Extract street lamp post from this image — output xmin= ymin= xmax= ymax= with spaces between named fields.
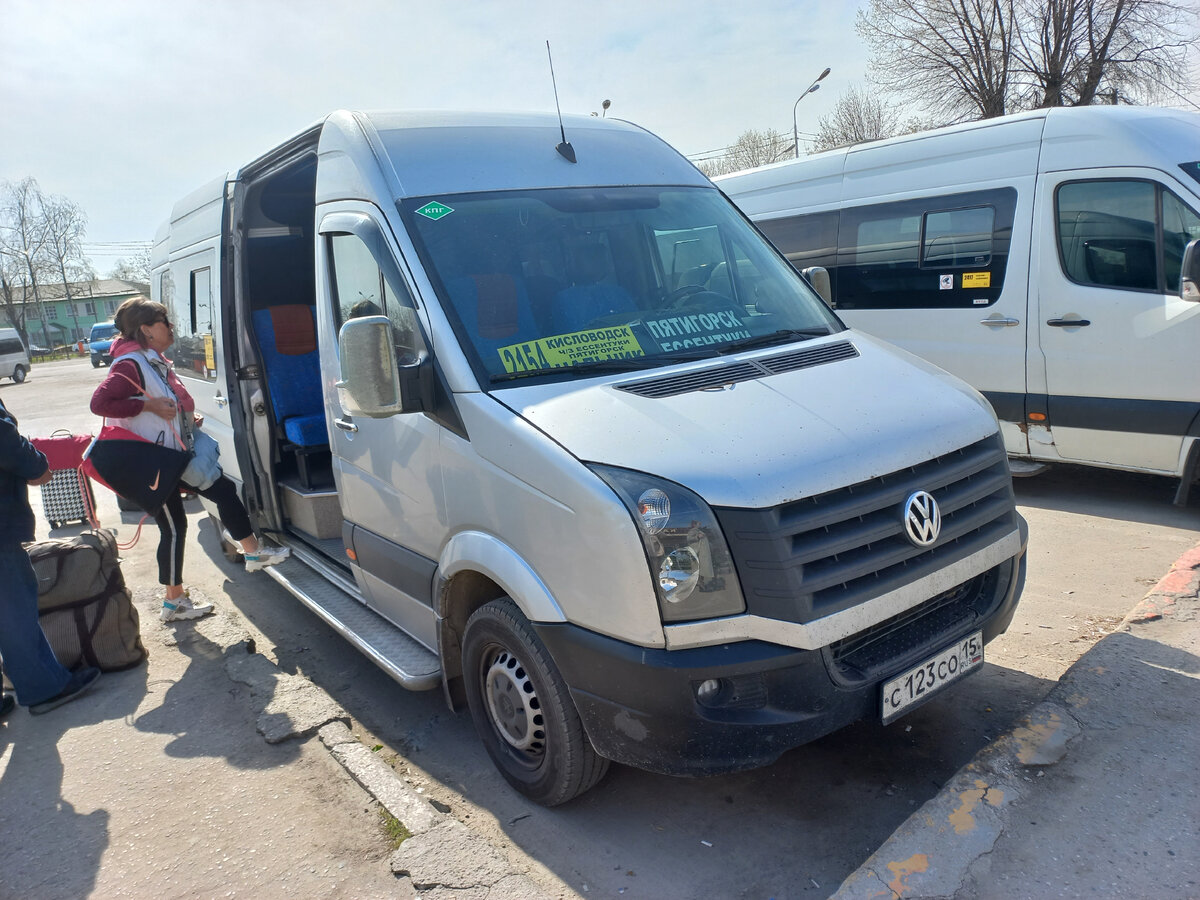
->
xmin=793 ymin=67 xmax=831 ymax=158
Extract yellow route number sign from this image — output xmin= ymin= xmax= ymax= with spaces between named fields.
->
xmin=497 ymin=325 xmax=645 ymax=375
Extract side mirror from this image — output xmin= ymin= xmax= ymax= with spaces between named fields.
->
xmin=336 ymin=315 xmax=425 ymax=418
xmin=801 ymin=265 xmax=834 ymax=307
xmin=1181 ymin=239 xmax=1200 ymax=303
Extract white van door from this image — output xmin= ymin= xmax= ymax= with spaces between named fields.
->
xmin=1032 ymin=171 xmax=1200 ymax=474
xmin=316 ymin=207 xmax=442 ymax=649
xmin=160 ymin=248 xmax=241 ymax=478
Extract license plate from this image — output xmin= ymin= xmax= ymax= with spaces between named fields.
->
xmin=881 ymin=631 xmax=983 ymax=724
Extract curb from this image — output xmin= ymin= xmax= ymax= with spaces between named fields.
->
xmin=207 ymin=622 xmax=562 ymax=898
xmin=830 ymin=539 xmax=1200 ymax=900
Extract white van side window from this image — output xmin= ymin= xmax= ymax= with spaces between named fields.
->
xmin=327 ymin=231 xmax=423 ymax=365
xmin=1162 ymin=191 xmax=1200 ymax=291
xmin=1056 ymin=180 xmax=1199 ymax=294
xmin=921 ymin=207 xmax=994 ymax=268
xmin=834 ymin=189 xmax=1016 ymax=310
xmin=164 ymin=266 xmax=215 ymax=382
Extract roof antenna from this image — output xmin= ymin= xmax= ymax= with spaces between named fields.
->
xmin=546 ymin=41 xmax=577 ymax=163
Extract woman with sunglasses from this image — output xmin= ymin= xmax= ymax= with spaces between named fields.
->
xmin=91 ymin=297 xmax=288 ymax=622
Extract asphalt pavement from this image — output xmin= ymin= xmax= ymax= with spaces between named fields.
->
xmin=833 ymin=542 xmax=1200 ymax=900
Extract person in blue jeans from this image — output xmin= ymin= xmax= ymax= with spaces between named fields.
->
xmin=0 ymin=395 xmax=100 ymax=716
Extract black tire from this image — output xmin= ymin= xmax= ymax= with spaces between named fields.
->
xmin=91 ymin=358 xmax=100 ymax=368
xmin=462 ymin=598 xmax=609 ymax=806
xmin=12 ymin=365 xmax=26 ymax=384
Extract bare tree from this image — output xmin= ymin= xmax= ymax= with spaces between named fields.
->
xmin=812 ymin=86 xmax=904 ymax=151
xmin=859 ymin=0 xmax=1016 ymax=121
xmin=42 ymin=194 xmax=90 ymax=342
xmin=0 ymin=178 xmax=55 ymax=347
xmin=697 ymin=128 xmax=792 ymax=177
xmin=859 ymin=0 xmax=1196 ymax=119
xmin=110 ymin=248 xmax=152 ymax=283
xmin=0 ymin=259 xmax=25 ymax=347
xmin=1014 ymin=0 xmax=1194 ymax=108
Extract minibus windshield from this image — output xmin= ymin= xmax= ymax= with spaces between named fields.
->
xmin=401 ymin=186 xmax=842 ymax=384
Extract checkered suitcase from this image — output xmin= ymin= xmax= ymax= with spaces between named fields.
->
xmin=32 ymin=431 xmax=98 ymax=529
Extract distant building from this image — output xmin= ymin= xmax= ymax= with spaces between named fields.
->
xmin=0 ymin=279 xmax=150 ymax=345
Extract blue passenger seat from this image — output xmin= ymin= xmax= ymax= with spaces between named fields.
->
xmin=252 ymin=305 xmax=328 ymax=487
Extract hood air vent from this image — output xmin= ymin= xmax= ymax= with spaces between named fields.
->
xmin=617 ymin=340 xmax=858 ymax=399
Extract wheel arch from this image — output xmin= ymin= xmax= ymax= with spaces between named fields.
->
xmin=435 ymin=531 xmax=566 ymax=709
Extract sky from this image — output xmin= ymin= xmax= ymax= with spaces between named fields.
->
xmin=0 ymin=0 xmax=868 ymax=273
xmin=2 ymin=0 xmax=1197 ymax=277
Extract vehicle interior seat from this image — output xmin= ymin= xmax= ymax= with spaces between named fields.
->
xmin=252 ymin=304 xmax=329 ymax=488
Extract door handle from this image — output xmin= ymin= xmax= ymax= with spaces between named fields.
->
xmin=213 ymin=393 xmax=229 ymax=408
xmin=1046 ymin=318 xmax=1091 ymax=327
xmin=334 ymin=417 xmax=358 ymax=433
xmin=980 ymin=316 xmax=1020 ymax=327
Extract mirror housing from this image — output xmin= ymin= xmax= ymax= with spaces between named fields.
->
xmin=1181 ymin=238 xmax=1200 ymax=303
xmin=336 ymin=315 xmax=426 ymax=418
xmin=802 ymin=265 xmax=834 ymax=307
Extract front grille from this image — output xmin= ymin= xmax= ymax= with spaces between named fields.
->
xmin=714 ymin=434 xmax=1017 ymax=626
xmin=826 ymin=566 xmax=1004 ymax=685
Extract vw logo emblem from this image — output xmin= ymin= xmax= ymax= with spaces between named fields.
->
xmin=903 ymin=491 xmax=941 ymax=548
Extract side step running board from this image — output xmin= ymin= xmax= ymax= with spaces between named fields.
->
xmin=262 ymin=557 xmax=441 ymax=691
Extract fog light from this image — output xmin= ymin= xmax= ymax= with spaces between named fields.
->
xmin=696 ymin=679 xmax=722 ymax=704
xmin=659 ymin=546 xmax=700 ymax=602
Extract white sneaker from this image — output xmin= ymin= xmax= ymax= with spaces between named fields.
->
xmin=244 ymin=544 xmax=290 ymax=572
xmin=160 ymin=589 xmax=215 ymax=623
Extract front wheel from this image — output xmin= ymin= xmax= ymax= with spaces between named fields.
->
xmin=462 ymin=598 xmax=609 ymax=806
xmin=11 ymin=365 xmax=26 ymax=384
xmin=91 ymin=358 xmax=100 ymax=368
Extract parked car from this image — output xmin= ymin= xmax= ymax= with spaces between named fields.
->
xmin=0 ymin=327 xmax=32 ymax=383
xmin=89 ymin=322 xmax=119 ymax=367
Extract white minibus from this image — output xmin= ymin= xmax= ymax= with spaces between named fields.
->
xmin=152 ymin=110 xmax=1027 ymax=804
xmin=718 ymin=106 xmax=1200 ymax=505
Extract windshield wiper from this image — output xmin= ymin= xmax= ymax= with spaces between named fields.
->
xmin=717 ymin=328 xmax=832 ymax=355
xmin=490 ymin=356 xmax=670 ymax=383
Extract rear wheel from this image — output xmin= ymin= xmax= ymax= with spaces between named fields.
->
xmin=12 ymin=365 xmax=26 ymax=384
xmin=462 ymin=598 xmax=609 ymax=806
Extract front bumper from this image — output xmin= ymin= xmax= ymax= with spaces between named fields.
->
xmin=535 ymin=536 xmax=1026 ymax=777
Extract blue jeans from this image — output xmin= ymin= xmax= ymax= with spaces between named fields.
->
xmin=0 ymin=543 xmax=71 ymax=706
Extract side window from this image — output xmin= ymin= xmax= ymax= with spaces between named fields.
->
xmin=168 ymin=265 xmax=216 ymax=382
xmin=922 ymin=206 xmax=994 ymax=267
xmin=327 ymin=231 xmax=423 ymax=365
xmin=1057 ymin=180 xmax=1158 ymax=291
xmin=835 ymin=189 xmax=1016 ymax=309
xmin=1162 ymin=190 xmax=1200 ymax=291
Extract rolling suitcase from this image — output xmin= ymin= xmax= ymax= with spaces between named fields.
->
xmin=31 ymin=431 xmax=98 ymax=529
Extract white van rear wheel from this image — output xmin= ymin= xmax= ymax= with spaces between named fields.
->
xmin=462 ymin=598 xmax=608 ymax=806
xmin=12 ymin=365 xmax=26 ymax=383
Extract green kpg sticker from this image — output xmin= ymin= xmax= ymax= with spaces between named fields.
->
xmin=415 ymin=201 xmax=454 ymax=220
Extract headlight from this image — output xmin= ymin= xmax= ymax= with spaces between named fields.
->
xmin=589 ymin=465 xmax=745 ymax=623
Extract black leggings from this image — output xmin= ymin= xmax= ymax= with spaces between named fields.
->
xmin=154 ymin=475 xmax=253 ymax=586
